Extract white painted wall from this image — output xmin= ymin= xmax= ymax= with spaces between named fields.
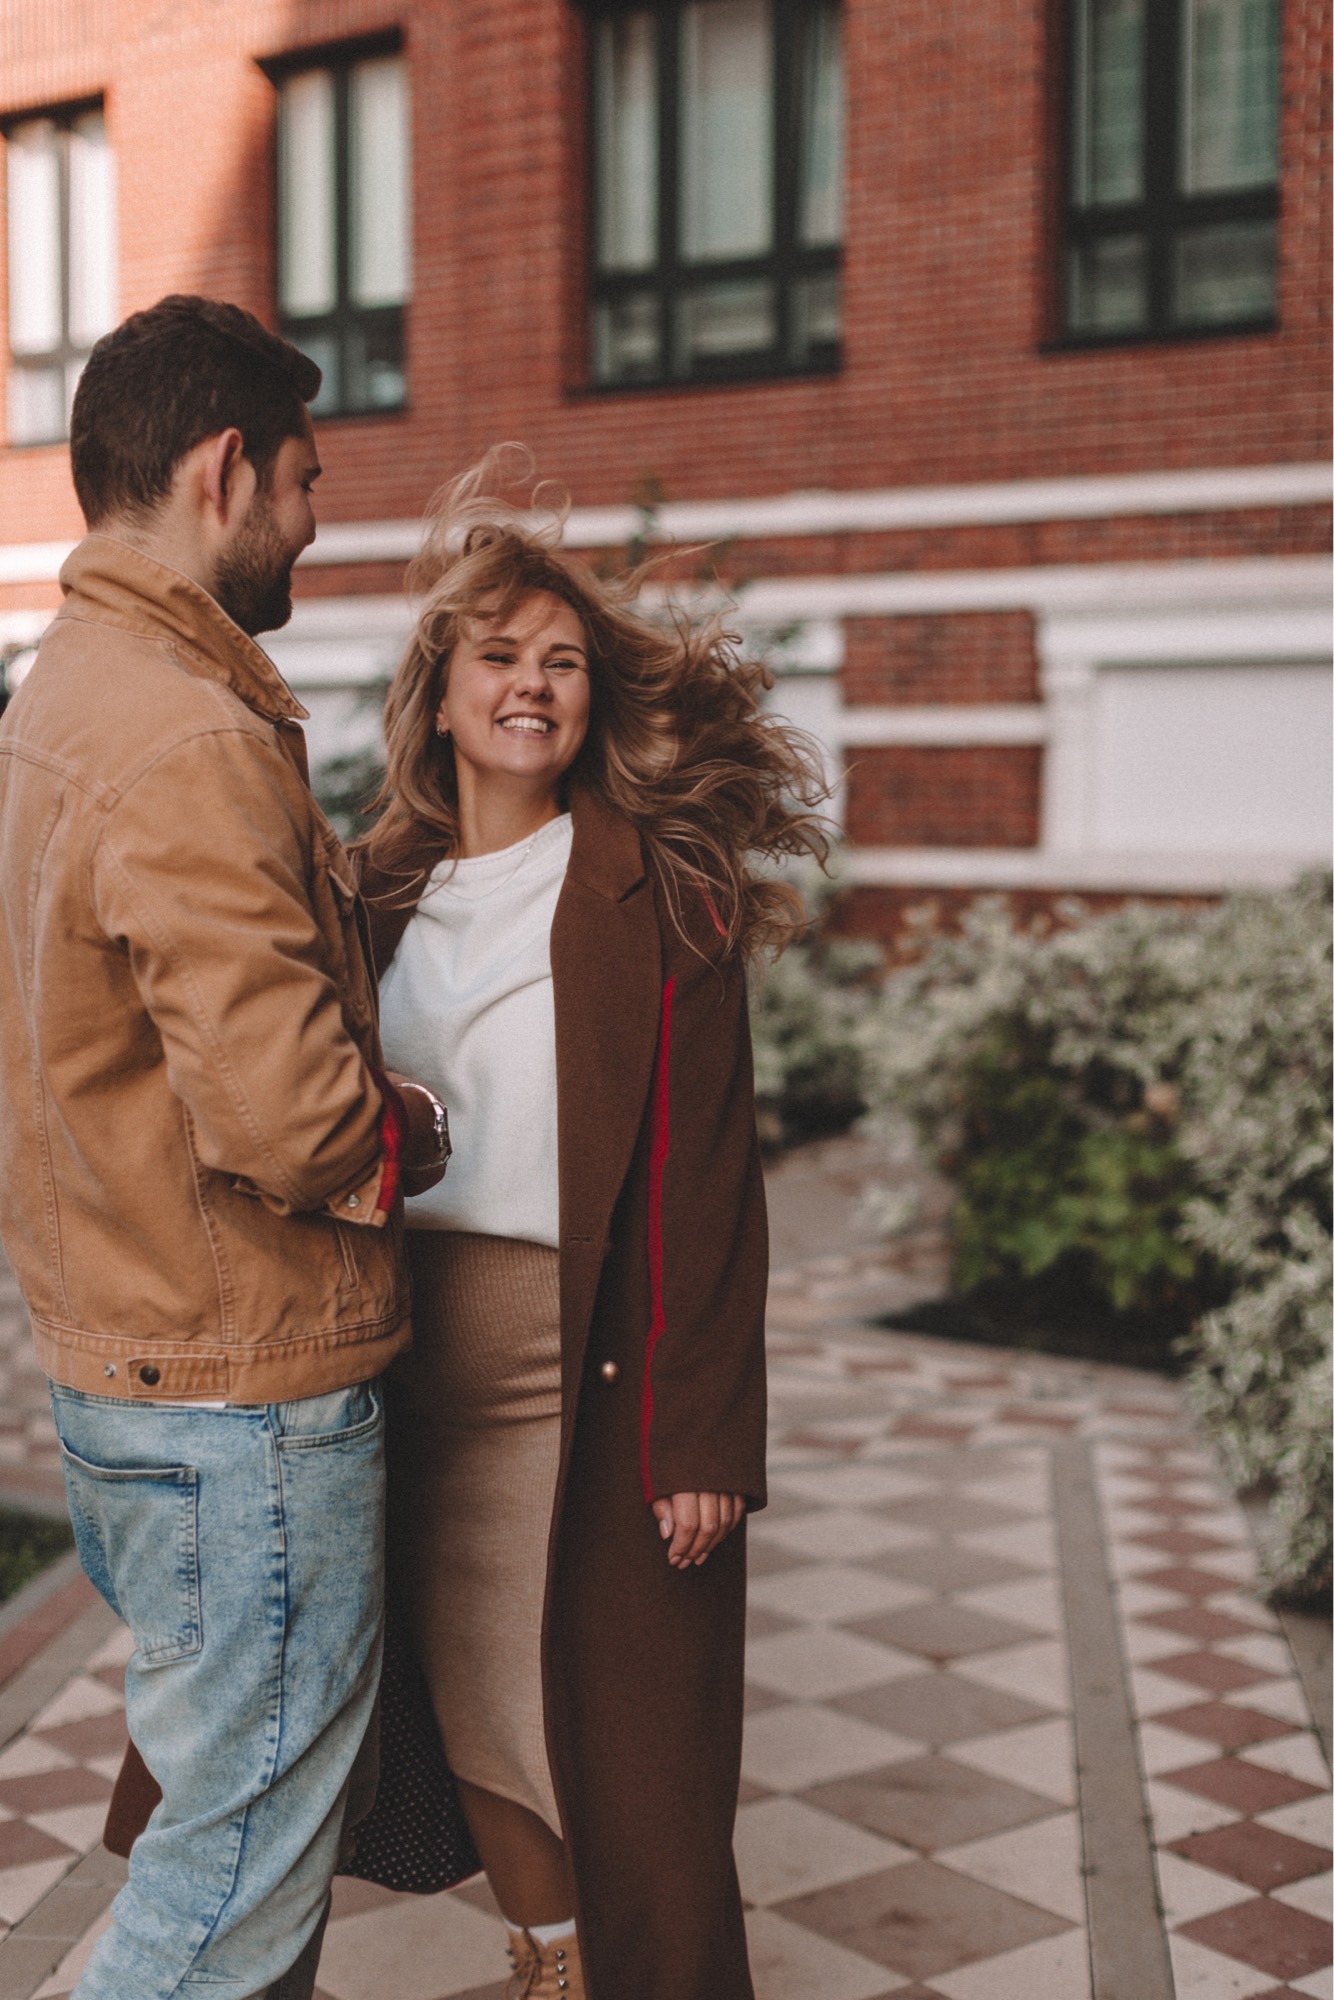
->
xmin=1091 ymin=662 xmax=1333 ymax=856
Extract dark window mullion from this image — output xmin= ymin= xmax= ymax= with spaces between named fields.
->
xmin=1143 ymin=0 xmax=1179 ymax=330
xmin=659 ymin=1 xmax=681 ymax=377
xmin=587 ymin=0 xmax=842 ymax=389
xmin=57 ymin=124 xmax=72 ymax=365
xmin=274 ymin=51 xmax=407 ymax=415
xmin=772 ymin=0 xmax=799 ymax=363
xmin=334 ymin=65 xmax=353 ymax=391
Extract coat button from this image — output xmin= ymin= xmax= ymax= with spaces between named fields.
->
xmin=138 ymin=1364 xmax=160 ymax=1386
xmin=600 ymin=1360 xmax=621 ymax=1385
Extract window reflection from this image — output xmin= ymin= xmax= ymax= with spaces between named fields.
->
xmin=591 ymin=0 xmax=842 ymax=387
xmin=276 ymin=48 xmax=410 ymax=416
xmin=5 ymin=108 xmax=117 ymax=446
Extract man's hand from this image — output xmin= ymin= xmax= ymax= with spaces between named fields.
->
xmin=652 ymin=1492 xmax=745 ymax=1569
xmin=388 ymin=1075 xmax=450 ymax=1196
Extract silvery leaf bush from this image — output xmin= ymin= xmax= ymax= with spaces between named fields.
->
xmin=749 ymin=930 xmax=883 ymax=1149
xmin=858 ymin=877 xmax=1332 ymax=1598
xmin=1168 ymin=878 xmax=1332 ymax=1595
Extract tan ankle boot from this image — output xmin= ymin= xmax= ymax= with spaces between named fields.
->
xmin=504 ymin=1925 xmax=585 ymax=2000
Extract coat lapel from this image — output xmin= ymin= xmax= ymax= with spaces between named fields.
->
xmin=551 ymin=790 xmax=661 ymax=1400
xmin=359 ymin=793 xmax=661 ymax=1400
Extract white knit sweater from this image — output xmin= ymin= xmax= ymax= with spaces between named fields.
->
xmin=377 ymin=814 xmax=572 ymax=1247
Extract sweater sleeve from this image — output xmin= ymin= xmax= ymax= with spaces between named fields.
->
xmin=638 ymin=920 xmax=769 ymax=1511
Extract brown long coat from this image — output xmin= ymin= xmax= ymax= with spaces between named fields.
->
xmin=107 ymin=789 xmax=769 ymax=1998
xmin=367 ymin=788 xmax=767 ymax=1999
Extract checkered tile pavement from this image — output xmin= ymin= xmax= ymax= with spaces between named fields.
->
xmin=1101 ymin=1437 xmax=1334 ymax=1998
xmin=0 ymin=1622 xmax=130 ymax=1990
xmin=0 ymin=1286 xmax=1328 ymax=1997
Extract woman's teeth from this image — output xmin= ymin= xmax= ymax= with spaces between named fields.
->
xmin=500 ymin=716 xmax=553 ymax=734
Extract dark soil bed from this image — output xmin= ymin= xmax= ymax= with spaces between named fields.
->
xmin=878 ymin=1278 xmax=1190 ymax=1375
xmin=0 ymin=1507 xmax=73 ymax=1604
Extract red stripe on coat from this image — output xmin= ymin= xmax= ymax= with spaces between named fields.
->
xmin=370 ymin=1067 xmax=406 ymax=1216
xmin=639 ymin=975 xmax=676 ymax=1504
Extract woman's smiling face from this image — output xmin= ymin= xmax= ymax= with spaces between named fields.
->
xmin=437 ymin=591 xmax=591 ymax=806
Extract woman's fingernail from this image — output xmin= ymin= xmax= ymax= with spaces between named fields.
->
xmin=660 ymin=1516 xmax=672 ymax=1539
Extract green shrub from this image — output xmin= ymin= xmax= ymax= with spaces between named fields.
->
xmin=860 ymin=877 xmax=1332 ymax=1598
xmin=749 ymin=927 xmax=882 ymax=1149
xmin=946 ymin=1021 xmax=1199 ymax=1315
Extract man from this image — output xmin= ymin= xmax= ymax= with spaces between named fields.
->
xmin=0 ymin=296 xmax=448 ymax=1999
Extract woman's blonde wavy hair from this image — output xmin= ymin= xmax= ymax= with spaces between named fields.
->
xmin=358 ymin=448 xmax=830 ymax=960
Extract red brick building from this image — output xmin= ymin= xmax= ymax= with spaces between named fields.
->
xmin=0 ymin=0 xmax=1329 ymax=937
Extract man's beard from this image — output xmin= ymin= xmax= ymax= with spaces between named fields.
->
xmin=213 ymin=495 xmax=297 ymax=637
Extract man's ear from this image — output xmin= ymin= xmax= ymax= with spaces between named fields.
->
xmin=198 ymin=428 xmax=252 ymax=527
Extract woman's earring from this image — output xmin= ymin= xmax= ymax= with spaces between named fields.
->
xmin=435 ymin=722 xmax=449 ymax=737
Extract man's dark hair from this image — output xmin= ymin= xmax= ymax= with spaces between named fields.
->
xmin=69 ymin=296 xmax=322 ymax=526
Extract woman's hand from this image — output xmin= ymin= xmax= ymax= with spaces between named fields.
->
xmin=652 ymin=1492 xmax=745 ymax=1569
xmin=387 ymin=1073 xmax=451 ymax=1195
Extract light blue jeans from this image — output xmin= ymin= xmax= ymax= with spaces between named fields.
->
xmin=50 ymin=1381 xmax=386 ymax=2000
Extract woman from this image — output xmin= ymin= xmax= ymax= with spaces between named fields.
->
xmin=359 ymin=452 xmax=825 ymax=2000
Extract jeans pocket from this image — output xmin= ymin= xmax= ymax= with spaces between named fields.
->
xmin=57 ymin=1444 xmax=203 ymax=1665
xmin=273 ymin=1380 xmax=383 ymax=1449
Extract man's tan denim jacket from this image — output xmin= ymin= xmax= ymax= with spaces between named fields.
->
xmin=0 ymin=536 xmax=409 ymax=1402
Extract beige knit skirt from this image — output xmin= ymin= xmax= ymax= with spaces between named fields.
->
xmin=390 ymin=1230 xmax=563 ymax=1835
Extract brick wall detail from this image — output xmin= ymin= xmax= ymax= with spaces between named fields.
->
xmin=0 ymin=0 xmax=1327 ymax=542
xmin=843 ymin=611 xmax=1040 ymax=706
xmin=845 ymin=745 xmax=1044 ymax=848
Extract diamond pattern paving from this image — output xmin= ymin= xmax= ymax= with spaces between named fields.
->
xmin=804 ymin=1755 xmax=1061 ymax=1852
xmin=1178 ymin=1897 xmax=1334 ymax=1982
xmin=832 ymin=1670 xmax=1053 ymax=1746
xmin=845 ymin=1601 xmax=1042 ymax=1663
xmin=1171 ymin=1823 xmax=1334 ymax=1893
xmin=776 ymin=1858 xmax=1070 ymax=1979
xmin=0 ymin=1223 xmax=1325 ymax=2000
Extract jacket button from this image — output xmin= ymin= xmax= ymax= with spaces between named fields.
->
xmin=138 ymin=1364 xmax=160 ymax=1386
xmin=600 ymin=1360 xmax=621 ymax=1385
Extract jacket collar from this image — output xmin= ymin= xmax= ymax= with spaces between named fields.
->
xmin=565 ymin=783 xmax=647 ymax=903
xmin=57 ymin=533 xmax=308 ymax=726
xmin=359 ymin=783 xmax=648 ymax=976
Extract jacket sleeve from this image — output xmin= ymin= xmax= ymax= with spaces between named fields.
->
xmin=90 ymin=725 xmax=393 ymax=1220
xmin=640 ymin=919 xmax=769 ymax=1511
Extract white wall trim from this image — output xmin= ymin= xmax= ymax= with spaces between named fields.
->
xmin=727 ymin=556 xmax=1332 ymax=622
xmin=554 ymin=461 xmax=1334 ymax=549
xmin=845 ymin=846 xmax=1328 ymax=893
xmin=1 ymin=462 xmax=1326 ymax=582
xmin=0 ymin=609 xmax=55 ymax=648
xmin=300 ymin=459 xmax=1333 ymax=561
xmin=838 ymin=704 xmax=1048 ymax=746
xmin=0 ymin=543 xmax=76 ymax=586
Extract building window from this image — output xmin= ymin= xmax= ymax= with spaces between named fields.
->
xmin=274 ymin=45 xmax=411 ymax=415
xmin=590 ymin=0 xmax=843 ymax=389
xmin=4 ymin=105 xmax=116 ymax=446
xmin=1064 ymin=0 xmax=1280 ymax=341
